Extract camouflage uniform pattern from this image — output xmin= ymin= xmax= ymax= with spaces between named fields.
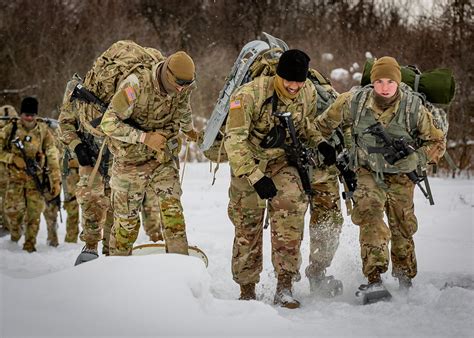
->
xmin=305 ymin=165 xmax=343 ymax=278
xmin=101 ymin=61 xmax=195 ymax=256
xmin=0 ymin=106 xmax=18 ymax=233
xmin=224 ymin=76 xmax=323 ymax=285
xmin=141 ymin=189 xmax=163 ymax=242
xmin=63 ymin=159 xmax=80 ymax=243
xmin=0 ymin=119 xmax=60 ymax=250
xmin=59 ymin=95 xmax=113 ymax=253
xmin=316 ymin=88 xmax=446 ymax=280
xmin=42 ymin=126 xmax=62 ymax=246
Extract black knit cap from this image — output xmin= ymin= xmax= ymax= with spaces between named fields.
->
xmin=20 ymin=96 xmax=38 ymax=115
xmin=276 ymin=49 xmax=310 ymax=82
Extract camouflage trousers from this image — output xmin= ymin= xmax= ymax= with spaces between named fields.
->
xmin=351 ymin=168 xmax=418 ymax=279
xmin=63 ymin=167 xmax=80 ymax=243
xmin=142 ymin=189 xmax=163 ymax=242
xmin=305 ymin=165 xmax=343 ymax=279
xmin=109 ymin=160 xmax=188 ymax=256
xmin=43 ymin=201 xmax=59 ymax=246
xmin=4 ymin=178 xmax=45 ymax=247
xmin=228 ymin=165 xmax=307 ymax=285
xmin=76 ymin=166 xmax=113 ymax=253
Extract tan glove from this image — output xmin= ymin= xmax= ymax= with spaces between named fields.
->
xmin=50 ymin=180 xmax=61 ymax=198
xmin=12 ymin=155 xmax=26 ymax=169
xmin=141 ymin=131 xmax=167 ymax=152
xmin=68 ymin=158 xmax=79 ymax=168
xmin=184 ymin=129 xmax=202 ymax=143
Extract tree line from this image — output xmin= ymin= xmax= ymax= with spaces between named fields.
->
xmin=1 ymin=0 xmax=472 ymax=171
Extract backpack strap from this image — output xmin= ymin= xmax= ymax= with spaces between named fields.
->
xmin=350 ymin=86 xmax=371 ymax=126
xmin=6 ymin=119 xmax=18 ymax=151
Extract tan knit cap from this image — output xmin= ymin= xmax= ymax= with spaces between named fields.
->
xmin=370 ymin=56 xmax=401 ymax=84
xmin=167 ymin=51 xmax=195 ymax=81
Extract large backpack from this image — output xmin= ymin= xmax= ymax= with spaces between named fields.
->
xmin=71 ymin=40 xmax=166 ymax=137
xmin=203 ymin=46 xmax=338 ymax=163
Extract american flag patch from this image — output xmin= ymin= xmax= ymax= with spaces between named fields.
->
xmin=230 ymin=100 xmax=241 ymax=109
xmin=124 ymin=86 xmax=136 ymax=103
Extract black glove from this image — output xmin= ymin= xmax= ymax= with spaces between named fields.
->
xmin=253 ymin=176 xmax=278 ymax=200
xmin=74 ymin=143 xmax=94 ymax=167
xmin=317 ymin=141 xmax=337 ymax=166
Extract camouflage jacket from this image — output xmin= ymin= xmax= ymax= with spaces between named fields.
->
xmin=0 ymin=118 xmax=60 ymax=183
xmin=100 ymin=62 xmax=195 ymax=165
xmin=316 ymin=88 xmax=446 ymax=172
xmin=224 ymin=76 xmax=324 ymax=185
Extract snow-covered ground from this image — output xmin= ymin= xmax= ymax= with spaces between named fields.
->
xmin=1 ymin=163 xmax=473 ymax=337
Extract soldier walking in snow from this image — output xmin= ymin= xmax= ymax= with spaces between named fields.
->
xmin=315 ymin=56 xmax=446 ymax=301
xmin=0 ymin=105 xmax=18 ymax=237
xmin=224 ymin=49 xmax=335 ymax=308
xmin=0 ymin=97 xmax=61 ymax=252
xmin=101 ymin=49 xmax=199 ymax=256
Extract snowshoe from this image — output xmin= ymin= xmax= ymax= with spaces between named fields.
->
xmin=355 ymin=281 xmax=392 ymax=305
xmin=309 ymin=275 xmax=343 ymax=298
xmin=74 ymin=247 xmax=99 ymax=266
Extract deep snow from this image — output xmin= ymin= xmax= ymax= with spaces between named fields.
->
xmin=1 ymin=163 xmax=473 ymax=337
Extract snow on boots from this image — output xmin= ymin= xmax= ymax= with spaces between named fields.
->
xmin=274 ymin=272 xmax=300 ymax=309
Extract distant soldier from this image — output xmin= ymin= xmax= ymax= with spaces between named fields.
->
xmin=101 ymin=50 xmax=199 ymax=256
xmin=0 ymin=97 xmax=61 ymax=252
xmin=224 ymin=50 xmax=332 ymax=308
xmin=316 ymin=56 xmax=446 ymax=299
xmin=0 ymin=105 xmax=18 ymax=237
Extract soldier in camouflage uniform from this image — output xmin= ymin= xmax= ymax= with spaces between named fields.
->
xmin=224 ymin=50 xmax=334 ymax=309
xmin=101 ymin=50 xmax=199 ymax=256
xmin=316 ymin=56 xmax=446 ymax=291
xmin=0 ymin=105 xmax=18 ymax=237
xmin=0 ymin=97 xmax=61 ymax=252
xmin=59 ymin=79 xmax=114 ymax=257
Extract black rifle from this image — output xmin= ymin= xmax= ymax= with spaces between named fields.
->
xmin=363 ymin=122 xmax=434 ymax=205
xmin=335 ymin=148 xmax=357 ymax=201
xmin=70 ymin=83 xmax=107 ymax=127
xmin=272 ymin=111 xmax=316 ymax=203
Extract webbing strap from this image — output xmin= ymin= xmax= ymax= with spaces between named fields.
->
xmin=87 ymin=139 xmax=107 ymax=188
xmin=414 ymin=74 xmax=421 ymax=92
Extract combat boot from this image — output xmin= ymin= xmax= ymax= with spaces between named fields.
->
xmin=23 ymin=241 xmax=36 ymax=253
xmin=308 ymin=271 xmax=343 ymax=298
xmin=47 ymin=232 xmax=59 ymax=247
xmin=274 ymin=272 xmax=300 ymax=309
xmin=149 ymin=232 xmax=163 ymax=243
xmin=0 ymin=226 xmax=10 ymax=238
xmin=398 ymin=275 xmax=413 ymax=291
xmin=239 ymin=283 xmax=256 ymax=300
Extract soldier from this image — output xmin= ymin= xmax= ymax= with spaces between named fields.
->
xmin=0 ymin=105 xmax=18 ymax=237
xmin=101 ymin=50 xmax=199 ymax=256
xmin=224 ymin=49 xmax=334 ymax=308
xmin=0 ymin=97 xmax=61 ymax=252
xmin=59 ymin=78 xmax=114 ymax=260
xmin=316 ymin=56 xmax=446 ymax=296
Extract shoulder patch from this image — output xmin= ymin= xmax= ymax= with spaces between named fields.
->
xmin=230 ymin=100 xmax=241 ymax=110
xmin=124 ymin=86 xmax=136 ymax=104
